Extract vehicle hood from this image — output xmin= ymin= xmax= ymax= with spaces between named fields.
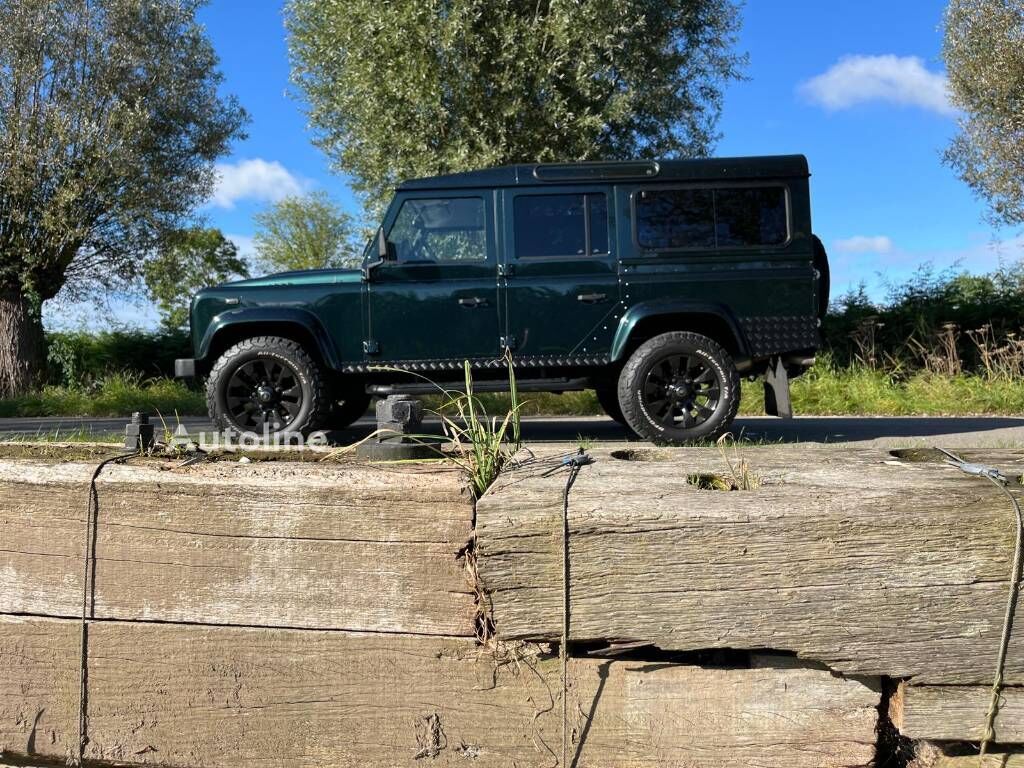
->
xmin=220 ymin=267 xmax=362 ymax=288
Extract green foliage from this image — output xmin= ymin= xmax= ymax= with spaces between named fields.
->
xmin=0 ymin=0 xmax=247 ymax=303
xmin=253 ymin=192 xmax=361 ymax=273
xmin=143 ymin=228 xmax=249 ymax=329
xmin=286 ymin=0 xmax=746 ymax=213
xmin=943 ymin=0 xmax=1024 ymax=226
xmin=45 ymin=328 xmax=192 ymax=386
xmin=0 ymin=373 xmax=204 ymax=418
xmin=825 ymin=261 xmax=1024 ymax=370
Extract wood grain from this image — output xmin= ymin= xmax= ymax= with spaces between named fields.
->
xmin=477 ymin=446 xmax=1024 ymax=685
xmin=0 ymin=617 xmax=879 ymax=768
xmin=892 ymin=682 xmax=1024 ymax=743
xmin=927 ymin=755 xmax=1024 ymax=768
xmin=0 ymin=459 xmax=476 ymax=635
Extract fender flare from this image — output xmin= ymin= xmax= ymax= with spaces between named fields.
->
xmin=609 ymin=300 xmax=749 ymax=362
xmin=197 ymin=307 xmax=343 ymax=370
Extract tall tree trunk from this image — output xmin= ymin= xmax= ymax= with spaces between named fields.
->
xmin=0 ymin=291 xmax=46 ymax=398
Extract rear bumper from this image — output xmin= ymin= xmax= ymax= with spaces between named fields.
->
xmin=174 ymin=358 xmax=196 ymax=379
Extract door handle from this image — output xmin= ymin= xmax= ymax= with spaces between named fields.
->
xmin=458 ymin=296 xmax=489 ymax=308
xmin=577 ymin=292 xmax=607 ymax=303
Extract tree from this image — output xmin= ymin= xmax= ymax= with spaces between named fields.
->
xmin=943 ymin=0 xmax=1024 ymax=226
xmin=143 ymin=228 xmax=250 ymax=330
xmin=286 ymin=0 xmax=745 ymax=213
xmin=0 ymin=0 xmax=246 ymax=396
xmin=252 ymin=192 xmax=361 ymax=273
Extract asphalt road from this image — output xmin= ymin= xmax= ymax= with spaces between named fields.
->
xmin=3 ymin=413 xmax=1024 ymax=448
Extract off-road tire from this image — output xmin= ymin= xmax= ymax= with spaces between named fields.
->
xmin=326 ymin=388 xmax=372 ymax=430
xmin=594 ymin=386 xmax=626 ymax=425
xmin=617 ymin=331 xmax=740 ymax=445
xmin=207 ymin=336 xmax=328 ymax=437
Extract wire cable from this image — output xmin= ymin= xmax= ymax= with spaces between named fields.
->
xmin=76 ymin=452 xmax=133 ymax=766
xmin=939 ymin=449 xmax=1022 ymax=756
xmin=555 ymin=449 xmax=593 ymax=768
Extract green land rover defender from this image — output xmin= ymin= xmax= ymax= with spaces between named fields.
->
xmin=176 ymin=155 xmax=828 ymax=444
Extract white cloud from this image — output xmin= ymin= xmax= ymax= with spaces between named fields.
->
xmin=799 ymin=55 xmax=955 ymax=115
xmin=211 ymin=159 xmax=306 ymax=209
xmin=225 ymin=233 xmax=256 ymax=259
xmin=833 ymin=235 xmax=895 ymax=254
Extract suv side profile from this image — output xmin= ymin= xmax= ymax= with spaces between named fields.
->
xmin=176 ymin=156 xmax=828 ymax=444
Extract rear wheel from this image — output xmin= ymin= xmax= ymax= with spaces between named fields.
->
xmin=207 ymin=336 xmax=328 ymax=437
xmin=326 ymin=388 xmax=372 ymax=430
xmin=594 ymin=386 xmax=626 ymax=425
xmin=617 ymin=331 xmax=740 ymax=444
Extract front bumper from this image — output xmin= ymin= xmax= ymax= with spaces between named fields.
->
xmin=174 ymin=358 xmax=196 ymax=379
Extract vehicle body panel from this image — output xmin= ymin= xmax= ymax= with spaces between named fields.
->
xmin=182 ymin=155 xmax=824 ymax=388
xmin=498 ymin=184 xmax=621 ymax=359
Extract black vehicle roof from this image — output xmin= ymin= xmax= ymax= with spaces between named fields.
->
xmin=397 ymin=155 xmax=809 ymax=191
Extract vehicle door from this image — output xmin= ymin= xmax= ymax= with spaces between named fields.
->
xmin=499 ymin=187 xmax=620 ymax=360
xmin=366 ymin=191 xmax=499 ymax=363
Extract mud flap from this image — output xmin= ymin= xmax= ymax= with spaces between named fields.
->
xmin=763 ymin=356 xmax=793 ymax=419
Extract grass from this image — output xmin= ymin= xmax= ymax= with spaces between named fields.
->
xmin=433 ymin=366 xmax=1024 ymax=419
xmin=0 ymin=373 xmax=205 ymax=418
xmin=2 ymin=359 xmax=1024 ymax=420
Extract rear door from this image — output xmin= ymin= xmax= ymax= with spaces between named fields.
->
xmin=366 ymin=191 xmax=499 ymax=362
xmin=500 ymin=186 xmax=620 ymax=360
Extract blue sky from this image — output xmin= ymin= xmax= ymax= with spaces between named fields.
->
xmin=46 ymin=0 xmax=1023 ymax=328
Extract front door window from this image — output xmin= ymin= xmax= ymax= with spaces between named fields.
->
xmin=389 ymin=197 xmax=487 ymax=263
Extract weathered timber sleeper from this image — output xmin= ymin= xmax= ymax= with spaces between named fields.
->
xmin=476 ymin=447 xmax=1024 ymax=686
xmin=0 ymin=616 xmax=879 ymax=767
xmin=0 ymin=458 xmax=476 ymax=635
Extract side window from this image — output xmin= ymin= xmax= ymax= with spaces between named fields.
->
xmin=513 ymin=193 xmax=609 ymax=258
xmin=635 ymin=189 xmax=715 ymax=249
xmin=715 ymin=187 xmax=788 ymax=247
xmin=635 ymin=186 xmax=789 ymax=250
xmin=388 ymin=197 xmax=487 ymax=263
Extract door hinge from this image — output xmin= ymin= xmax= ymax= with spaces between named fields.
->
xmin=500 ymin=335 xmax=518 ymax=351
xmin=498 ymin=263 xmax=515 ymax=278
xmin=363 ymin=339 xmax=380 ymax=355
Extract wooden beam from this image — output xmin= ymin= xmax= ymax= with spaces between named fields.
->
xmin=928 ymin=754 xmax=1024 ymax=767
xmin=892 ymin=682 xmax=1024 ymax=743
xmin=0 ymin=459 xmax=476 ymax=635
xmin=477 ymin=446 xmax=1024 ymax=685
xmin=0 ymin=617 xmax=880 ymax=768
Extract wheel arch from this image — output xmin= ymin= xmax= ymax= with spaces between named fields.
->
xmin=610 ymin=302 xmax=748 ymax=364
xmin=198 ymin=309 xmax=342 ymax=374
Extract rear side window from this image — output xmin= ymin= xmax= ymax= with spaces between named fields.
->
xmin=635 ymin=186 xmax=788 ymax=250
xmin=634 ymin=189 xmax=715 ymax=249
xmin=514 ymin=193 xmax=609 ymax=258
xmin=715 ymin=187 xmax=788 ymax=247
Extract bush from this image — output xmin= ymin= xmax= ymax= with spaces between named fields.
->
xmin=825 ymin=261 xmax=1024 ymax=374
xmin=0 ymin=373 xmax=205 ymax=418
xmin=46 ymin=328 xmax=192 ymax=386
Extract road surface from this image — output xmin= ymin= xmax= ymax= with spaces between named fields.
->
xmin=2 ymin=414 xmax=1024 ymax=448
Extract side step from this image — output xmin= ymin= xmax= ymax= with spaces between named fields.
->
xmin=367 ymin=377 xmax=591 ymax=396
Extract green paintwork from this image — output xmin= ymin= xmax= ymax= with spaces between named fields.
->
xmin=184 ymin=155 xmax=824 ymax=385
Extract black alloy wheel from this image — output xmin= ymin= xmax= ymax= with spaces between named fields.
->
xmin=641 ymin=353 xmax=721 ymax=430
xmin=617 ymin=331 xmax=740 ymax=444
xmin=207 ymin=336 xmax=327 ymax=437
xmin=225 ymin=358 xmax=303 ymax=431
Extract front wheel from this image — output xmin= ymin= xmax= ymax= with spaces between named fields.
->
xmin=206 ymin=336 xmax=328 ymax=437
xmin=617 ymin=332 xmax=740 ymax=445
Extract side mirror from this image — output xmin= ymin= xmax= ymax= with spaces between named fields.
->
xmin=363 ymin=229 xmax=392 ymax=281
